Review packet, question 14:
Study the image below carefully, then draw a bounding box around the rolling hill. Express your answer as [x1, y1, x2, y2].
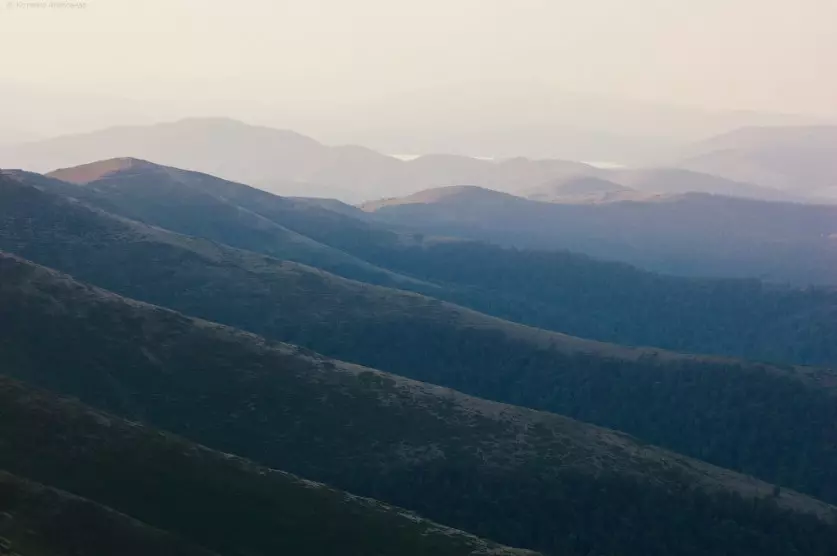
[1, 254, 836, 556]
[362, 185, 837, 284]
[2, 171, 837, 508]
[608, 167, 796, 201]
[6, 117, 828, 206]
[27, 160, 837, 370]
[677, 126, 837, 199]
[21, 160, 426, 289]
[524, 168, 794, 203]
[0, 118, 604, 201]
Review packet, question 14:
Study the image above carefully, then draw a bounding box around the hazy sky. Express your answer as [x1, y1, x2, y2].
[1, 0, 835, 112]
[1, 0, 835, 152]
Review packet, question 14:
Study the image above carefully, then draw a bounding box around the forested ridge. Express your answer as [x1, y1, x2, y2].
[0, 255, 836, 556]
[0, 377, 536, 556]
[2, 174, 837, 506]
[28, 163, 837, 368]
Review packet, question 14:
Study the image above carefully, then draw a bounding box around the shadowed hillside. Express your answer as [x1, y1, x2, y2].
[1, 254, 836, 556]
[0, 378, 536, 556]
[2, 173, 837, 507]
[23, 161, 837, 370]
[9, 163, 425, 290]
[0, 471, 217, 556]
[362, 185, 837, 284]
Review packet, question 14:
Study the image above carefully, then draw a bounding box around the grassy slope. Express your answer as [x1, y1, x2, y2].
[34, 161, 837, 369]
[40, 162, 837, 369]
[0, 378, 535, 556]
[8, 166, 428, 290]
[2, 173, 837, 507]
[1, 253, 836, 556]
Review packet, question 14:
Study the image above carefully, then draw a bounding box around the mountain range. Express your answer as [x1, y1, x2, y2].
[10, 159, 837, 368]
[3, 166, 837, 505]
[677, 126, 837, 199]
[1, 253, 836, 556]
[3, 150, 837, 555]
[309, 81, 826, 163]
[3, 117, 829, 204]
[363, 184, 837, 284]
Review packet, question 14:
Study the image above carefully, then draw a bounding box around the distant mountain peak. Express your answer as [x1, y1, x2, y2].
[156, 116, 322, 142]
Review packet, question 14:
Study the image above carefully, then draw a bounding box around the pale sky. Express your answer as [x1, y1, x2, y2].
[1, 0, 836, 142]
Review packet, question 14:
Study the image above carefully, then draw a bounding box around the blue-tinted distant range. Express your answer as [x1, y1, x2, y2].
[2, 117, 836, 204]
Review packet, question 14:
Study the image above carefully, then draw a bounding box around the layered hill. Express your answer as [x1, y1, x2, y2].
[0, 117, 608, 201]
[2, 173, 837, 508]
[525, 168, 793, 203]
[363, 185, 837, 284]
[15, 161, 424, 290]
[5, 118, 826, 204]
[1, 253, 836, 556]
[27, 160, 837, 370]
[0, 376, 535, 556]
[608, 167, 795, 201]
[677, 125, 837, 199]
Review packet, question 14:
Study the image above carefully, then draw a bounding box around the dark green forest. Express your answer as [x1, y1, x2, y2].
[1, 260, 836, 556]
[283, 224, 837, 368]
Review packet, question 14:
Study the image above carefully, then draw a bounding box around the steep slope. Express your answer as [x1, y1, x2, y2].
[363, 185, 837, 285]
[1, 255, 836, 556]
[0, 471, 217, 556]
[677, 126, 837, 198]
[2, 177, 837, 508]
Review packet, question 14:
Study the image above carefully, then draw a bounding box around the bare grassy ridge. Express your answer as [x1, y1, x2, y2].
[1, 253, 836, 556]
